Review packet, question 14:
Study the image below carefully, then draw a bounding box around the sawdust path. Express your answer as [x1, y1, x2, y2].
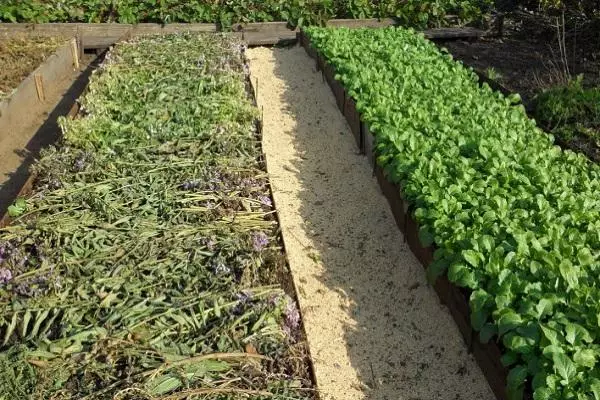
[248, 45, 495, 400]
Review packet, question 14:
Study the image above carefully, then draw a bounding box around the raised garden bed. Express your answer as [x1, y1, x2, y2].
[0, 33, 315, 399]
[0, 36, 80, 131]
[299, 31, 509, 400]
[302, 26, 600, 400]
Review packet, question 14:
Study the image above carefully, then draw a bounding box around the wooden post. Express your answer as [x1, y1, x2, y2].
[34, 73, 45, 101]
[70, 38, 80, 69]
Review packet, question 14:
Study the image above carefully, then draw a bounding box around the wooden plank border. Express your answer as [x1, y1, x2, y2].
[0, 38, 80, 137]
[0, 20, 486, 48]
[299, 29, 509, 400]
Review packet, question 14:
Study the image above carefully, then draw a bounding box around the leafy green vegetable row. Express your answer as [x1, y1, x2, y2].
[0, 34, 311, 399]
[305, 26, 600, 400]
[0, 0, 490, 28]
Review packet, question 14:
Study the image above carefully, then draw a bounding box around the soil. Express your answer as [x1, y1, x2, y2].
[0, 35, 67, 100]
[443, 36, 600, 102]
[248, 45, 495, 400]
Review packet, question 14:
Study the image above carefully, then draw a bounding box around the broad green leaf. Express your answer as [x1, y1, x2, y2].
[552, 353, 577, 382]
[565, 323, 593, 345]
[462, 249, 482, 267]
[507, 365, 528, 400]
[535, 298, 555, 319]
[501, 351, 519, 367]
[469, 289, 492, 330]
[448, 264, 477, 289]
[497, 309, 523, 336]
[533, 387, 554, 400]
[543, 345, 565, 358]
[540, 325, 560, 346]
[558, 259, 578, 291]
[504, 333, 534, 354]
[7, 198, 26, 217]
[145, 375, 182, 395]
[426, 258, 449, 284]
[418, 226, 434, 247]
[479, 323, 497, 343]
[532, 372, 548, 391]
[573, 349, 596, 368]
[589, 378, 600, 400]
[448, 263, 478, 289]
[577, 248, 594, 266]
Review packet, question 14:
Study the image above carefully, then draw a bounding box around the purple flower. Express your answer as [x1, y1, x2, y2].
[252, 232, 269, 252]
[236, 289, 254, 302]
[197, 55, 206, 69]
[73, 158, 86, 171]
[49, 179, 62, 189]
[283, 298, 301, 336]
[267, 293, 283, 308]
[73, 152, 91, 172]
[241, 178, 259, 189]
[258, 195, 272, 207]
[217, 56, 230, 70]
[0, 268, 12, 284]
[181, 180, 200, 190]
[214, 264, 230, 275]
[233, 289, 254, 314]
[202, 237, 217, 252]
[210, 258, 231, 275]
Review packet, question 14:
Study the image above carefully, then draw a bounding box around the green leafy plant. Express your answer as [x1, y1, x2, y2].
[485, 66, 502, 81]
[6, 199, 26, 217]
[306, 26, 600, 400]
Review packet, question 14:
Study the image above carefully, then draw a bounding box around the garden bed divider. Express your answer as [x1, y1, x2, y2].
[0, 38, 81, 140]
[299, 29, 509, 400]
[0, 20, 486, 49]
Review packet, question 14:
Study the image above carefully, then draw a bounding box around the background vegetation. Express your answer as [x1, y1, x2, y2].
[0, 0, 493, 28]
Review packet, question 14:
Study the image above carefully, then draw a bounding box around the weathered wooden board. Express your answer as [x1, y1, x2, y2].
[0, 38, 80, 133]
[236, 21, 291, 32]
[244, 31, 297, 46]
[425, 26, 483, 39]
[0, 21, 486, 48]
[326, 18, 396, 28]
